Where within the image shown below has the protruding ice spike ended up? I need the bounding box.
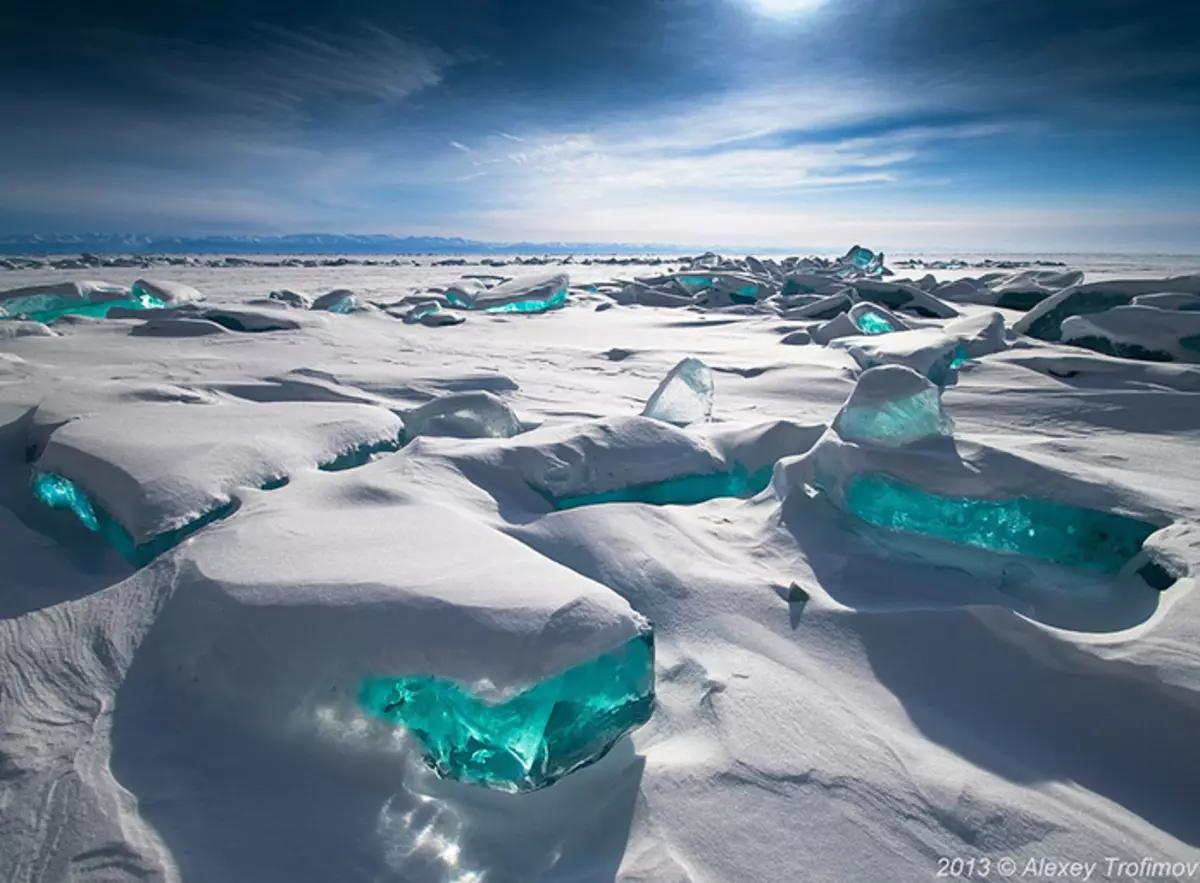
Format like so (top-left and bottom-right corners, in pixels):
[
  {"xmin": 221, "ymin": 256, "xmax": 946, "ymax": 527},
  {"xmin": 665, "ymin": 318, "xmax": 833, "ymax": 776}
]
[
  {"xmin": 642, "ymin": 357, "xmax": 715, "ymax": 426},
  {"xmin": 833, "ymin": 365, "xmax": 954, "ymax": 448}
]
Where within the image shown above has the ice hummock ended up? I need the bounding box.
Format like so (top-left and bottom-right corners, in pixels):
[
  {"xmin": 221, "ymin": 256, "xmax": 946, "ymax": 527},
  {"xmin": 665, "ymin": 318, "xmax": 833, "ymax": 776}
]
[
  {"xmin": 34, "ymin": 401, "xmax": 404, "ymax": 547},
  {"xmin": 403, "ymin": 391, "xmax": 521, "ymax": 439},
  {"xmin": 360, "ymin": 628, "xmax": 654, "ymax": 792},
  {"xmin": 1061, "ymin": 305, "xmax": 1200, "ymax": 363},
  {"xmin": 152, "ymin": 481, "xmax": 652, "ymax": 757},
  {"xmin": 834, "ymin": 329, "xmax": 969, "ymax": 386},
  {"xmin": 402, "ymin": 301, "xmax": 465, "ymax": 326},
  {"xmin": 1014, "ymin": 276, "xmax": 1200, "ymax": 342},
  {"xmin": 0, "ymin": 280, "xmax": 162, "ymax": 322},
  {"xmin": 131, "ymin": 278, "xmax": 205, "ymax": 305},
  {"xmin": 267, "ymin": 289, "xmax": 313, "ymax": 309},
  {"xmin": 832, "ymin": 365, "xmax": 954, "ymax": 448},
  {"xmin": 447, "ymin": 272, "xmax": 569, "ymax": 313},
  {"xmin": 311, "ymin": 289, "xmax": 358, "ymax": 313},
  {"xmin": 641, "ymin": 357, "xmax": 715, "ymax": 426}
]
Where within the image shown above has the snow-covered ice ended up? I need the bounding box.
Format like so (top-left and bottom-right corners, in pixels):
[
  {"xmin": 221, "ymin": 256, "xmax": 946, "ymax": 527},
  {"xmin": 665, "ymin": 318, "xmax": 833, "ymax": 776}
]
[{"xmin": 2, "ymin": 250, "xmax": 1200, "ymax": 883}]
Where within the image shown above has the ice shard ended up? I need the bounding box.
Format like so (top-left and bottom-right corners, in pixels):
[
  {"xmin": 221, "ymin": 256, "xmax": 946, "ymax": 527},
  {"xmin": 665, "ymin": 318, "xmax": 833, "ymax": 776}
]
[
  {"xmin": 448, "ymin": 273, "xmax": 570, "ymax": 314},
  {"xmin": 642, "ymin": 357, "xmax": 715, "ymax": 425},
  {"xmin": 833, "ymin": 365, "xmax": 954, "ymax": 448},
  {"xmin": 360, "ymin": 629, "xmax": 655, "ymax": 792},
  {"xmin": 403, "ymin": 391, "xmax": 521, "ymax": 440},
  {"xmin": 853, "ymin": 307, "xmax": 898, "ymax": 335},
  {"xmin": 844, "ymin": 472, "xmax": 1159, "ymax": 574}
]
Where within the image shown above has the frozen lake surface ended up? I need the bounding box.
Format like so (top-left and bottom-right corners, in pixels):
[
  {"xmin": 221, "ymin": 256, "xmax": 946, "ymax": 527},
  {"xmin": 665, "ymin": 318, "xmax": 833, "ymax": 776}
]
[{"xmin": 2, "ymin": 251, "xmax": 1199, "ymax": 883}]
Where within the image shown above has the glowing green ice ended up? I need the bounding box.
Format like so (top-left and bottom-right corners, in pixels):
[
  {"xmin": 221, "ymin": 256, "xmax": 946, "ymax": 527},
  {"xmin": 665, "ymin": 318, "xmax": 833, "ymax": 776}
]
[
  {"xmin": 482, "ymin": 288, "xmax": 568, "ymax": 314},
  {"xmin": 948, "ymin": 347, "xmax": 969, "ymax": 369},
  {"xmin": 32, "ymin": 472, "xmax": 99, "ymax": 530},
  {"xmin": 448, "ymin": 288, "xmax": 568, "ymax": 313},
  {"xmin": 854, "ymin": 311, "xmax": 896, "ymax": 335},
  {"xmin": 677, "ymin": 276, "xmax": 716, "ymax": 291},
  {"xmin": 360, "ymin": 630, "xmax": 655, "ymax": 792},
  {"xmin": 844, "ymin": 472, "xmax": 1158, "ymax": 573},
  {"xmin": 4, "ymin": 293, "xmax": 165, "ymax": 324},
  {"xmin": 32, "ymin": 471, "xmax": 236, "ymax": 567},
  {"xmin": 550, "ymin": 465, "xmax": 773, "ymax": 510}
]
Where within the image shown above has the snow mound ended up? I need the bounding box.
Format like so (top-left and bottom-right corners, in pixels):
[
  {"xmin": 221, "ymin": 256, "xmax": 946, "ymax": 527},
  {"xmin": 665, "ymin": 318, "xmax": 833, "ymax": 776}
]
[
  {"xmin": 0, "ymin": 320, "xmax": 55, "ymax": 338},
  {"xmin": 833, "ymin": 328, "xmax": 968, "ymax": 386},
  {"xmin": 448, "ymin": 272, "xmax": 569, "ymax": 313},
  {"xmin": 193, "ymin": 305, "xmax": 322, "ymax": 332},
  {"xmin": 404, "ymin": 391, "xmax": 521, "ymax": 439},
  {"xmin": 402, "ymin": 301, "xmax": 465, "ymax": 326},
  {"xmin": 1015, "ymin": 276, "xmax": 1200, "ymax": 342},
  {"xmin": 1062, "ymin": 305, "xmax": 1200, "ymax": 363},
  {"xmin": 151, "ymin": 479, "xmax": 650, "ymax": 738},
  {"xmin": 131, "ymin": 278, "xmax": 204, "ymax": 305},
  {"xmin": 1131, "ymin": 292, "xmax": 1200, "ymax": 311},
  {"xmin": 267, "ymin": 289, "xmax": 313, "ymax": 309},
  {"xmin": 851, "ymin": 279, "xmax": 959, "ymax": 318},
  {"xmin": 311, "ymin": 289, "xmax": 358, "ymax": 313},
  {"xmin": 944, "ymin": 310, "xmax": 1008, "ymax": 358},
  {"xmin": 129, "ymin": 316, "xmax": 231, "ymax": 337},
  {"xmin": 935, "ymin": 270, "xmax": 1083, "ymax": 310},
  {"xmin": 34, "ymin": 401, "xmax": 404, "ymax": 545}
]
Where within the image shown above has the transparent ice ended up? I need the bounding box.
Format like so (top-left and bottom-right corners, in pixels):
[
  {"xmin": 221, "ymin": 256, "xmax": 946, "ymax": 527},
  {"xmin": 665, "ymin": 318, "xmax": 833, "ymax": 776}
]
[
  {"xmin": 359, "ymin": 630, "xmax": 655, "ymax": 792},
  {"xmin": 642, "ymin": 357, "xmax": 715, "ymax": 425},
  {"xmin": 854, "ymin": 310, "xmax": 896, "ymax": 335},
  {"xmin": 834, "ymin": 367, "xmax": 954, "ymax": 448},
  {"xmin": 31, "ymin": 471, "xmax": 236, "ymax": 567},
  {"xmin": 845, "ymin": 472, "xmax": 1159, "ymax": 574},
  {"xmin": 1, "ymin": 292, "xmax": 164, "ymax": 323}
]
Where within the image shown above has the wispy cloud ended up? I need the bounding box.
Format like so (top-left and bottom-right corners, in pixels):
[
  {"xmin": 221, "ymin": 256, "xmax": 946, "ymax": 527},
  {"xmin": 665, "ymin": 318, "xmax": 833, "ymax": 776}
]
[{"xmin": 88, "ymin": 24, "xmax": 454, "ymax": 121}]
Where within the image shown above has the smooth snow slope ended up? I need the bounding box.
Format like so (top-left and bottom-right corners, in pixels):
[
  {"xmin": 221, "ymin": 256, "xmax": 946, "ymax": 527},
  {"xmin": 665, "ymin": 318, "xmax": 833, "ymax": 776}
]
[{"xmin": 2, "ymin": 255, "xmax": 1199, "ymax": 883}]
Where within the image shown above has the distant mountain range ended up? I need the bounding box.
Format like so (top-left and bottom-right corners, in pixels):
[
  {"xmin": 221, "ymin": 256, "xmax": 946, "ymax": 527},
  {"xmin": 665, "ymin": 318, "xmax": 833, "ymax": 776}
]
[{"xmin": 0, "ymin": 233, "xmax": 715, "ymax": 256}]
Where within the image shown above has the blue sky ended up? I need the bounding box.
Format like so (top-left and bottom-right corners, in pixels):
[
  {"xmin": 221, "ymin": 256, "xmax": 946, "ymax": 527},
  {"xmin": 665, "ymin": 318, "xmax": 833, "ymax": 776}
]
[{"xmin": 3, "ymin": 0, "xmax": 1199, "ymax": 251}]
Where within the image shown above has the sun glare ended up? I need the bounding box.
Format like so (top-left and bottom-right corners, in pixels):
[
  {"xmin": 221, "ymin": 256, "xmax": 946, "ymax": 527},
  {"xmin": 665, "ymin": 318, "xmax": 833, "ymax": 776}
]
[{"xmin": 741, "ymin": 0, "xmax": 827, "ymax": 17}]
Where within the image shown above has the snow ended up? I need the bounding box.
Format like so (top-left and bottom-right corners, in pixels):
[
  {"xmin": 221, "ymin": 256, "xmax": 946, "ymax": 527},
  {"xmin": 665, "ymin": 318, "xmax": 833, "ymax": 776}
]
[
  {"xmin": 132, "ymin": 278, "xmax": 205, "ymax": 305},
  {"xmin": 1061, "ymin": 305, "xmax": 1200, "ymax": 363},
  {"xmin": 2, "ymin": 252, "xmax": 1200, "ymax": 883},
  {"xmin": 34, "ymin": 401, "xmax": 404, "ymax": 544}
]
